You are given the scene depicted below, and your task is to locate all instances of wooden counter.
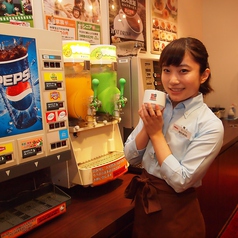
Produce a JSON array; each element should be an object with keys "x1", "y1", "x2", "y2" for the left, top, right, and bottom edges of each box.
[
  {"x1": 22, "y1": 173, "x2": 135, "y2": 238},
  {"x1": 197, "y1": 119, "x2": 238, "y2": 237},
  {"x1": 4, "y1": 119, "x2": 238, "y2": 238},
  {"x1": 219, "y1": 119, "x2": 238, "y2": 153}
]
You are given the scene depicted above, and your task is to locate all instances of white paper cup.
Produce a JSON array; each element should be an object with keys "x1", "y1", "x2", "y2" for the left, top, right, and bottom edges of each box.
[{"x1": 143, "y1": 89, "x2": 166, "y2": 110}]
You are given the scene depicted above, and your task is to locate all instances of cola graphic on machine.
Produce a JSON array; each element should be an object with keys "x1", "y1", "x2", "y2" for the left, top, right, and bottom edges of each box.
[{"x1": 0, "y1": 35, "x2": 42, "y2": 138}]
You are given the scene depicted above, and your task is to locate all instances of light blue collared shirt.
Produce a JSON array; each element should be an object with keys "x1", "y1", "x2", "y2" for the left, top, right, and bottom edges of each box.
[{"x1": 124, "y1": 93, "x2": 224, "y2": 192}]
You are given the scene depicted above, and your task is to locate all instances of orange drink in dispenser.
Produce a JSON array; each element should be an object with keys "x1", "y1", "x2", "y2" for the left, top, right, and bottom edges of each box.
[
  {"x1": 90, "y1": 45, "x2": 120, "y2": 116},
  {"x1": 62, "y1": 40, "x2": 93, "y2": 120}
]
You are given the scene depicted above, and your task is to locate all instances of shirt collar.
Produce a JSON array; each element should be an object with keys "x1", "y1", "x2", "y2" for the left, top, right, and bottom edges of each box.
[{"x1": 166, "y1": 93, "x2": 204, "y2": 118}]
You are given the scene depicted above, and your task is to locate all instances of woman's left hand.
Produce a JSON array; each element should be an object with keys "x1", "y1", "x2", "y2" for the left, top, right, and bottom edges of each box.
[{"x1": 139, "y1": 103, "x2": 164, "y2": 138}]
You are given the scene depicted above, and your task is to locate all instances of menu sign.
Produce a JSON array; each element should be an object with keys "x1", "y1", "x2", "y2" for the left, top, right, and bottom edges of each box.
[
  {"x1": 109, "y1": 0, "x2": 146, "y2": 52},
  {"x1": 151, "y1": 0, "x2": 178, "y2": 54},
  {"x1": 0, "y1": 0, "x2": 33, "y2": 27},
  {"x1": 42, "y1": 0, "x2": 101, "y2": 43}
]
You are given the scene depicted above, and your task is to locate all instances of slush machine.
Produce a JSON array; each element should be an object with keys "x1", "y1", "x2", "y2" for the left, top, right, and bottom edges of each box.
[{"x1": 51, "y1": 43, "x2": 128, "y2": 187}]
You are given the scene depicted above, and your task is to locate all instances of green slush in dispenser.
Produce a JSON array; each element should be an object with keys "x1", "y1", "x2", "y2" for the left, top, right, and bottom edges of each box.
[{"x1": 90, "y1": 45, "x2": 120, "y2": 117}]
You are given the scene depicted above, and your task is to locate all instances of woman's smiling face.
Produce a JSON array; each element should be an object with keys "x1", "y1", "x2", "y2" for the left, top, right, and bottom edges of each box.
[{"x1": 161, "y1": 52, "x2": 210, "y2": 107}]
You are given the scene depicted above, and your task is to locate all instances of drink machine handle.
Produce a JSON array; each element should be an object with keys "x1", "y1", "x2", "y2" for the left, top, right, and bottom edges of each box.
[
  {"x1": 90, "y1": 78, "x2": 101, "y2": 111},
  {"x1": 118, "y1": 78, "x2": 127, "y2": 108}
]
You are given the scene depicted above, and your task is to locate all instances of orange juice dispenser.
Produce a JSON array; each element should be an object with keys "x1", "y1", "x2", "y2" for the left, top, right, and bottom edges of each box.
[
  {"x1": 50, "y1": 44, "x2": 128, "y2": 188},
  {"x1": 62, "y1": 40, "x2": 93, "y2": 125}
]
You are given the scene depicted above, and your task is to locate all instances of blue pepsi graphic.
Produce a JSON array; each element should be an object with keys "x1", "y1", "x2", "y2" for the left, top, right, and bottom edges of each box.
[{"x1": 0, "y1": 35, "x2": 42, "y2": 138}]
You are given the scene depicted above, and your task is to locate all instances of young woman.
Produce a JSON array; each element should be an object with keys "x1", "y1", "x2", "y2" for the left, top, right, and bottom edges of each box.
[{"x1": 124, "y1": 37, "x2": 224, "y2": 238}]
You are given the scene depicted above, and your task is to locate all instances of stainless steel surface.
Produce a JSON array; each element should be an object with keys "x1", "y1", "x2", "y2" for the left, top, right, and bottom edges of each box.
[{"x1": 117, "y1": 56, "x2": 162, "y2": 142}]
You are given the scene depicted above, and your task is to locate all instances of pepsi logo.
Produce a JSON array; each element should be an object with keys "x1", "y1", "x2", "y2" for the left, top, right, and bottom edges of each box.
[{"x1": 6, "y1": 81, "x2": 33, "y2": 110}]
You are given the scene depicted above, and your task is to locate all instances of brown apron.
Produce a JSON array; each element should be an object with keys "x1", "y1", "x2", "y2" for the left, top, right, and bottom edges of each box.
[{"x1": 125, "y1": 169, "x2": 205, "y2": 238}]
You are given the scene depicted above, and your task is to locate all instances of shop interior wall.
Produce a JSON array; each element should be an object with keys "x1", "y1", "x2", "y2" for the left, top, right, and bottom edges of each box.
[
  {"x1": 203, "y1": 0, "x2": 238, "y2": 114},
  {"x1": 178, "y1": 0, "x2": 238, "y2": 114}
]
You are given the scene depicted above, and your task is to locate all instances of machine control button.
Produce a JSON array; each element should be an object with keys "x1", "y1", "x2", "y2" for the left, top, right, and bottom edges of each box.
[
  {"x1": 0, "y1": 156, "x2": 6, "y2": 165},
  {"x1": 44, "y1": 62, "x2": 50, "y2": 68},
  {"x1": 5, "y1": 154, "x2": 12, "y2": 161},
  {"x1": 47, "y1": 102, "x2": 59, "y2": 111},
  {"x1": 50, "y1": 62, "x2": 55, "y2": 68},
  {"x1": 45, "y1": 82, "x2": 58, "y2": 90},
  {"x1": 57, "y1": 82, "x2": 62, "y2": 88},
  {"x1": 22, "y1": 148, "x2": 37, "y2": 159},
  {"x1": 49, "y1": 124, "x2": 55, "y2": 129},
  {"x1": 62, "y1": 140, "x2": 66, "y2": 146},
  {"x1": 55, "y1": 62, "x2": 61, "y2": 68}
]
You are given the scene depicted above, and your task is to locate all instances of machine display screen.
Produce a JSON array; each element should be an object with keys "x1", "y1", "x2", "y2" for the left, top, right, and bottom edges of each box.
[{"x1": 0, "y1": 35, "x2": 43, "y2": 138}]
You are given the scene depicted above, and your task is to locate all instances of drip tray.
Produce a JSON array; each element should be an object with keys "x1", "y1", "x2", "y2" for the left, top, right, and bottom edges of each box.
[{"x1": 0, "y1": 183, "x2": 71, "y2": 237}]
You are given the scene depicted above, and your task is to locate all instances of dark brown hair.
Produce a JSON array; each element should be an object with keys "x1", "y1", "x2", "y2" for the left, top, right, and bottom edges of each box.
[{"x1": 159, "y1": 37, "x2": 213, "y2": 95}]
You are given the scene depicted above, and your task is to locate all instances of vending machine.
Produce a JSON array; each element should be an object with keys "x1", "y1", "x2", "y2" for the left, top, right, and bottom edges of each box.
[{"x1": 0, "y1": 23, "x2": 71, "y2": 181}]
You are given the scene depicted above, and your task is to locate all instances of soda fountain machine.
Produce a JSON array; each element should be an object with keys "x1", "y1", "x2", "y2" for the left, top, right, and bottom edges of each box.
[
  {"x1": 0, "y1": 24, "x2": 72, "y2": 237},
  {"x1": 0, "y1": 24, "x2": 71, "y2": 180},
  {"x1": 51, "y1": 43, "x2": 128, "y2": 187}
]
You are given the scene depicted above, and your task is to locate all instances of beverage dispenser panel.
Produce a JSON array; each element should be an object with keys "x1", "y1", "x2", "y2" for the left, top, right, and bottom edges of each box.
[
  {"x1": 140, "y1": 58, "x2": 164, "y2": 92},
  {"x1": 39, "y1": 49, "x2": 70, "y2": 156},
  {"x1": 0, "y1": 24, "x2": 70, "y2": 181}
]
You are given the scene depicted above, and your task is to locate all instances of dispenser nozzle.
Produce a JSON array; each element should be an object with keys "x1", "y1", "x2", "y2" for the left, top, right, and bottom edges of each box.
[
  {"x1": 113, "y1": 78, "x2": 127, "y2": 121},
  {"x1": 92, "y1": 78, "x2": 99, "y2": 97},
  {"x1": 90, "y1": 78, "x2": 101, "y2": 111},
  {"x1": 118, "y1": 78, "x2": 127, "y2": 108}
]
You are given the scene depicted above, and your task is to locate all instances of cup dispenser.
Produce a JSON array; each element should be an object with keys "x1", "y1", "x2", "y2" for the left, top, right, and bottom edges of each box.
[{"x1": 51, "y1": 43, "x2": 128, "y2": 188}]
